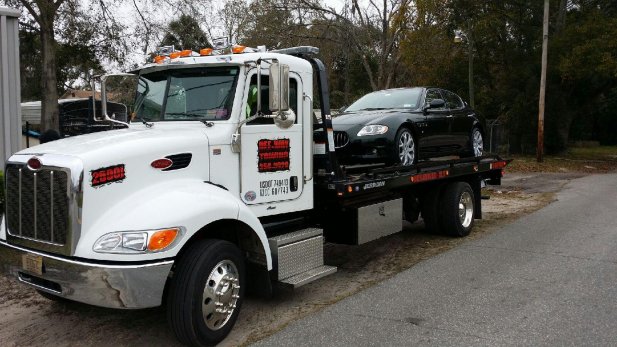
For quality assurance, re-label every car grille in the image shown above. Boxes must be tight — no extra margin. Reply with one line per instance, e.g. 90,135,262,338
5,164,70,245
334,131,349,148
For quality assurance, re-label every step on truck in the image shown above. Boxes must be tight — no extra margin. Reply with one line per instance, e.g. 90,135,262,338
0,45,509,346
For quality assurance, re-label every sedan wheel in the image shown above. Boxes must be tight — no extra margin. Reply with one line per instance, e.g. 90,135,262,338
397,129,416,166
472,128,484,157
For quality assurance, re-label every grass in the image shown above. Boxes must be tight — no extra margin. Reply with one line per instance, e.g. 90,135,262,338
506,146,617,173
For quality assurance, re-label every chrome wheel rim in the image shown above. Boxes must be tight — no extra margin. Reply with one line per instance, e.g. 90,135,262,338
473,129,483,157
458,191,474,228
202,260,240,330
398,131,415,166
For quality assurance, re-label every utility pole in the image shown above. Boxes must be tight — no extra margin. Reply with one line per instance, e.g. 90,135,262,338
467,26,474,109
537,0,549,162
454,28,474,108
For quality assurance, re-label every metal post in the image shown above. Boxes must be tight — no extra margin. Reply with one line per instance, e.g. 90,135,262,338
537,0,549,162
25,121,30,148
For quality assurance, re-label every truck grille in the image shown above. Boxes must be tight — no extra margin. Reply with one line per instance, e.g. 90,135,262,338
5,164,70,245
334,131,349,148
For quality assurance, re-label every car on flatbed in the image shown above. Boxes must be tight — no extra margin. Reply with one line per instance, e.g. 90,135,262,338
332,87,485,166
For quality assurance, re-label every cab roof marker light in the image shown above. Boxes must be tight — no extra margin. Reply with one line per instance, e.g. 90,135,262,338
200,48,213,56
232,45,247,54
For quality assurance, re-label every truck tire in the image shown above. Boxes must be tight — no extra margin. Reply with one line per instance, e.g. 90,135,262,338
167,239,245,346
420,186,442,233
439,182,475,237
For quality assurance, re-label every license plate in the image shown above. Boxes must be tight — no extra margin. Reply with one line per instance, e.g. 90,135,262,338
22,253,43,276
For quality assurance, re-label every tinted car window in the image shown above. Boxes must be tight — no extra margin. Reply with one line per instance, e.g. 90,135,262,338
425,89,447,110
443,90,464,110
345,88,423,112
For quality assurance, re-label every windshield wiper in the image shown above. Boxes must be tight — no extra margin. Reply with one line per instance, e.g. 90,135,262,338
166,112,206,118
136,115,154,128
165,112,215,127
359,107,388,111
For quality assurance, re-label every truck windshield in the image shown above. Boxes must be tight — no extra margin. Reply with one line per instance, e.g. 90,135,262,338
345,88,423,112
135,67,239,121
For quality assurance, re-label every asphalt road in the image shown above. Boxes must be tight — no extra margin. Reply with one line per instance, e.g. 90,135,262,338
255,173,617,346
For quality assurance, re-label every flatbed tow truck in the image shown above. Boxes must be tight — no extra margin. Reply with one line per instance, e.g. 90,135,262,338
0,45,509,346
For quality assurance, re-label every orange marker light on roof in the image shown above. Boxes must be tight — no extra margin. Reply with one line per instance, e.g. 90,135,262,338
200,48,213,56
169,51,181,59
232,45,247,54
180,50,192,57
154,55,165,64
148,228,179,251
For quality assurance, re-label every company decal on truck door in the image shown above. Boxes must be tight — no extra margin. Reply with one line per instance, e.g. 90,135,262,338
91,164,126,188
257,138,290,173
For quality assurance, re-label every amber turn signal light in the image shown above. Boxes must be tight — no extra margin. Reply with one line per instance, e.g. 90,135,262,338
200,48,213,56
148,228,179,251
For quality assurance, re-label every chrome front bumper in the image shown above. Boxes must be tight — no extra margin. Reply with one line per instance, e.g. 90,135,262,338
0,240,173,309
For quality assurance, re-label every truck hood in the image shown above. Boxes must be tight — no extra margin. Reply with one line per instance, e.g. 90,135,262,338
17,126,209,162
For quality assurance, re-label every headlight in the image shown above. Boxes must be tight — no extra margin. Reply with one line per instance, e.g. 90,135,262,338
93,228,181,254
357,125,389,136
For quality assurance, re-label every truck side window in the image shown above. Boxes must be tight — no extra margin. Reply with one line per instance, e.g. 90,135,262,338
247,74,298,125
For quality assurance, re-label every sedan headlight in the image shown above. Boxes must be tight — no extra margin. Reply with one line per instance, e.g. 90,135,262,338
93,228,181,254
357,125,389,136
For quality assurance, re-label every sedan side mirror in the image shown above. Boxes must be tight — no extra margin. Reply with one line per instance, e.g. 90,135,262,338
429,99,446,109
423,98,446,113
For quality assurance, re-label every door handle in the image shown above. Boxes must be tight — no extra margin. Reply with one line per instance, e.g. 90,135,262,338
446,115,453,118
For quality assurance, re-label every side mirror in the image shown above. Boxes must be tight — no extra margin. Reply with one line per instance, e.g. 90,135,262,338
429,98,446,109
269,63,293,128
94,73,136,126
424,98,446,113
269,63,290,113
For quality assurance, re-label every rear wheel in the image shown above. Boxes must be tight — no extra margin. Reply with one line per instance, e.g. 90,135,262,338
439,182,475,237
167,239,245,346
394,128,416,166
471,127,484,157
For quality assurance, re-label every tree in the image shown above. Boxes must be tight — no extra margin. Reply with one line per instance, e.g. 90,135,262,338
2,0,126,132
160,14,211,50
296,0,415,91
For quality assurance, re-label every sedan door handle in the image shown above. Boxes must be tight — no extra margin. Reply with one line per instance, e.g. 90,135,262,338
446,115,453,118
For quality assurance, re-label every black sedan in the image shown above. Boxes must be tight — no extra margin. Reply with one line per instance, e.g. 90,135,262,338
332,87,484,166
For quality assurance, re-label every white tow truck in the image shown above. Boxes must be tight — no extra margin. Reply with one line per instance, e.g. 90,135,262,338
0,45,509,346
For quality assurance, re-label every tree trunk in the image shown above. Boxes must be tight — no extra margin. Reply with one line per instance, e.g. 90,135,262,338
39,20,59,132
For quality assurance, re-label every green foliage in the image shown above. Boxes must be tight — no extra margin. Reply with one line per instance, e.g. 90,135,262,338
160,14,211,50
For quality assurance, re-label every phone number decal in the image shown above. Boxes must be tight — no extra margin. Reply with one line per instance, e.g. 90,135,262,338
91,164,126,187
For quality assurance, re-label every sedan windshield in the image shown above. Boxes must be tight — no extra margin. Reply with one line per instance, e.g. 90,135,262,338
135,67,239,121
345,88,423,112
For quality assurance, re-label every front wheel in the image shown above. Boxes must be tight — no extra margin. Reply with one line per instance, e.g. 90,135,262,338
393,128,416,166
167,239,245,346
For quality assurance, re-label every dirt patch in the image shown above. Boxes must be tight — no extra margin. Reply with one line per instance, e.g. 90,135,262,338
0,184,555,347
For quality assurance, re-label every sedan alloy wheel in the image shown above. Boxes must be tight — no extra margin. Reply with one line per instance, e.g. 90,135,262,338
472,128,484,157
398,129,415,166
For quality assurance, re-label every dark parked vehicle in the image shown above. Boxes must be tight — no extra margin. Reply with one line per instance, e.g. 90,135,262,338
332,87,484,166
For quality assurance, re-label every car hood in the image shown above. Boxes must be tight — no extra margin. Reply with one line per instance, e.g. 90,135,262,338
332,109,414,126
